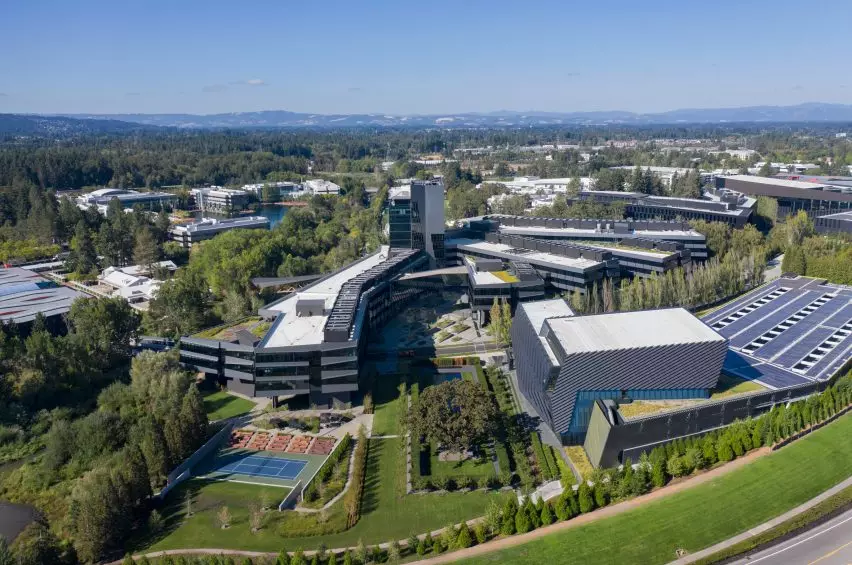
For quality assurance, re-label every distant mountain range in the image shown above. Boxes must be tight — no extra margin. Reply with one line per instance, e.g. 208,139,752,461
0,113,156,136
3,103,852,134
60,103,852,128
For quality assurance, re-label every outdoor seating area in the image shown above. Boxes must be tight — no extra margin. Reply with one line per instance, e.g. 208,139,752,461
227,429,336,455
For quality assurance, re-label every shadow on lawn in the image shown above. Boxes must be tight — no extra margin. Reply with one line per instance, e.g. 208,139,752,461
360,439,385,516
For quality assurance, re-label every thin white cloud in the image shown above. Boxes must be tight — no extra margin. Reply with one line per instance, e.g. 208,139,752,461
125,92,141,97
246,79,266,86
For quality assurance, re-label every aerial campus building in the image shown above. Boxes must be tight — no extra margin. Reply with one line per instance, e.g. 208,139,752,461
191,187,251,212
570,275,852,467
388,180,446,265
0,267,85,331
717,174,852,222
459,215,702,275
512,300,728,443
571,189,755,228
170,216,271,248
180,247,428,407
74,188,179,214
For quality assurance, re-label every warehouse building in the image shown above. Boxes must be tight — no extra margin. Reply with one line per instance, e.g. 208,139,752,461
512,300,728,443
179,247,428,407
717,175,852,221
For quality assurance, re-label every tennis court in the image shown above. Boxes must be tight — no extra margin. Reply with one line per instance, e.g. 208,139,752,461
217,454,307,480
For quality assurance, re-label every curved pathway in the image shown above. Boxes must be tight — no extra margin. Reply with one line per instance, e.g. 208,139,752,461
115,447,771,564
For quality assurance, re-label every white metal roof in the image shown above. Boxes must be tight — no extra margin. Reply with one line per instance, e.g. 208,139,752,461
545,307,725,355
447,239,602,271
724,174,829,190
261,247,390,348
519,299,574,334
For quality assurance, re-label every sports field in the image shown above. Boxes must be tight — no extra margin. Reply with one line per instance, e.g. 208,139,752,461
195,447,326,489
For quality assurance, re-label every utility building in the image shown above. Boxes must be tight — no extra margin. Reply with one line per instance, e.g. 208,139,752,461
512,301,727,443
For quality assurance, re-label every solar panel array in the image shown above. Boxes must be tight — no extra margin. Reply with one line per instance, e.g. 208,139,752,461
323,249,421,343
704,278,852,389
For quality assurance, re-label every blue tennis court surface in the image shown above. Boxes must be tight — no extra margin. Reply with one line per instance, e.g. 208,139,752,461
216,454,307,480
706,277,852,389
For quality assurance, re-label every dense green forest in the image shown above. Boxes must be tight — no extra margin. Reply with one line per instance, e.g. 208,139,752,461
1,125,850,190
145,186,387,337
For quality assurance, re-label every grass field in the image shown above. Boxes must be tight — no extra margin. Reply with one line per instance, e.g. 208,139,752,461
371,374,404,436
145,438,507,552
203,391,256,421
461,413,852,565
143,370,507,553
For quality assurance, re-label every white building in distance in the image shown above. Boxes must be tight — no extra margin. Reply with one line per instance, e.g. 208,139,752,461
304,179,341,195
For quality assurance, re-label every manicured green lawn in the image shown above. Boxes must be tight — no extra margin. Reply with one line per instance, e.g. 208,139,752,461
145,438,507,552
202,391,256,421
461,413,852,565
371,374,404,436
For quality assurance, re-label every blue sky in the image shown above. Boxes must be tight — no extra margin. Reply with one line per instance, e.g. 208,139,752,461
1,0,850,115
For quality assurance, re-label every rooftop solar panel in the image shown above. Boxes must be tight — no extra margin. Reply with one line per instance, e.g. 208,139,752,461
727,292,820,346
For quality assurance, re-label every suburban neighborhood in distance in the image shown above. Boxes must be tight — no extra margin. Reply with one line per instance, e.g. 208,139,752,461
1,2,852,564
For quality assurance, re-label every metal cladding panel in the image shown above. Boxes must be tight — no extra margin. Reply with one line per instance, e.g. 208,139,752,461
587,379,829,467
511,305,559,429
550,339,729,436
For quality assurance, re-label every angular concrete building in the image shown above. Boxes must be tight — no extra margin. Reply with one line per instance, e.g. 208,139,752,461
512,301,728,443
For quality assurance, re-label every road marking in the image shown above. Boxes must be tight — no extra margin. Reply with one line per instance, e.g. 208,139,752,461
807,539,852,565
744,513,852,564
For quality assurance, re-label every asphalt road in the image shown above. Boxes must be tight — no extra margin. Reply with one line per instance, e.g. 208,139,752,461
732,507,852,564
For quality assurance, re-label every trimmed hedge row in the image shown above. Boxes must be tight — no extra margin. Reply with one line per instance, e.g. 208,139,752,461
301,433,352,503
343,427,369,528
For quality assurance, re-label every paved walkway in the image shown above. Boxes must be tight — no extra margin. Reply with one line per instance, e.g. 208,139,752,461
122,447,771,564
409,448,771,564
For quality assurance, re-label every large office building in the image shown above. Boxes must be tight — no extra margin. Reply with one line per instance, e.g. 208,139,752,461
464,215,700,276
191,187,251,212
388,179,446,263
717,175,852,221
0,267,85,330
461,256,545,324
446,234,619,294
512,300,727,443
74,188,179,214
574,190,755,227
179,247,428,407
170,216,270,248
815,211,852,234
